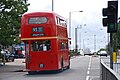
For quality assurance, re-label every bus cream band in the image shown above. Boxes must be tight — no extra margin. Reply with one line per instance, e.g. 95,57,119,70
21,36,68,40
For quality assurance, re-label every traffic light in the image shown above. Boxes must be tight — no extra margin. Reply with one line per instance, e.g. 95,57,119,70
102,1,118,33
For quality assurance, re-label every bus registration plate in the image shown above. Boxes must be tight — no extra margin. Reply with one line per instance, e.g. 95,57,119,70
39,64,44,68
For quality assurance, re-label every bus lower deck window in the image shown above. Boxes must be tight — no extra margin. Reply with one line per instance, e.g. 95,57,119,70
31,40,51,51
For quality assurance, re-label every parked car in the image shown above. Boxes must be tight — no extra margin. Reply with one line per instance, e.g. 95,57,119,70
14,49,25,58
1,50,15,62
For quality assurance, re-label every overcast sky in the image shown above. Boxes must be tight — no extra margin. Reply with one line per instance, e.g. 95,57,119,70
27,0,120,52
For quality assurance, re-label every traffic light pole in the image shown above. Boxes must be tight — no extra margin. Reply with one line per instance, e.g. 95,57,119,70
110,33,113,69
102,1,118,69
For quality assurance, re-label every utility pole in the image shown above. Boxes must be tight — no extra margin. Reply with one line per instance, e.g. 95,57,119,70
110,33,113,69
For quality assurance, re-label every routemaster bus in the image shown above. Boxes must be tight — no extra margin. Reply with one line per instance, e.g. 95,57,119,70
20,12,70,74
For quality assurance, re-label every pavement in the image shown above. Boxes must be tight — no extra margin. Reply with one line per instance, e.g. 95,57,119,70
0,59,25,73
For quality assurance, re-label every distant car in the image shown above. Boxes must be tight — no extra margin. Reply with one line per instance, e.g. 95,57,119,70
84,48,93,56
99,51,107,57
14,50,25,58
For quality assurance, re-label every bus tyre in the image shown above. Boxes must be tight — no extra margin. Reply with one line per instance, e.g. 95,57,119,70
66,61,70,69
60,60,64,71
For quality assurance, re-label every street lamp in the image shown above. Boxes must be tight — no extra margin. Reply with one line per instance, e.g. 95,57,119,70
69,11,83,38
52,0,54,11
75,25,82,53
82,31,87,51
75,24,86,54
94,34,96,55
75,27,78,53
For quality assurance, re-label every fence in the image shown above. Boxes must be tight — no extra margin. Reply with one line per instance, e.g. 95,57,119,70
113,62,120,75
100,59,120,80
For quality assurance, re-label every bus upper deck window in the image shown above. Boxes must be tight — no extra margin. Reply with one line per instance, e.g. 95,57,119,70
28,17,47,24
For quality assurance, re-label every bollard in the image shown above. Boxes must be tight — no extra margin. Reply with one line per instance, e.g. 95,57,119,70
113,52,117,63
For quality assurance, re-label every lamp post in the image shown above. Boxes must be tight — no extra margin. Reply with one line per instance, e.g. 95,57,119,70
94,34,96,55
75,27,78,53
69,11,83,38
75,25,83,53
52,0,54,11
83,39,85,51
82,31,87,51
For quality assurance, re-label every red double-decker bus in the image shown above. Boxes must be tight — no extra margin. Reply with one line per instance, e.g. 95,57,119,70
20,12,70,74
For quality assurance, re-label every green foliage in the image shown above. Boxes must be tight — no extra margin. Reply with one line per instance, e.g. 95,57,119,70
112,22,120,51
0,0,29,46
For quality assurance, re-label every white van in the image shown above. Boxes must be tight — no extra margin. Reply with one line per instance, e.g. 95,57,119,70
99,51,107,57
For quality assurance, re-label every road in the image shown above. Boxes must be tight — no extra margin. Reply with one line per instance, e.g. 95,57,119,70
0,56,100,80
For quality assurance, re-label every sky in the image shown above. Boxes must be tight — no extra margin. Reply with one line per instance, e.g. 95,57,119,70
27,0,120,52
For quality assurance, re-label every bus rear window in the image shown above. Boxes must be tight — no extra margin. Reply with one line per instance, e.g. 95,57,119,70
28,17,47,24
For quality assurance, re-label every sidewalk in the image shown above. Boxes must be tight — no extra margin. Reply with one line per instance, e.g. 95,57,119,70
0,59,25,73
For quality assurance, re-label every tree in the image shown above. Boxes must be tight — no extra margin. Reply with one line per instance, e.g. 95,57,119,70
0,0,29,47
112,19,120,51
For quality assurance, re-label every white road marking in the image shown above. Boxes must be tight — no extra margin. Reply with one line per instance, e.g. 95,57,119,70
87,70,90,75
86,57,92,80
86,76,90,80
88,67,90,70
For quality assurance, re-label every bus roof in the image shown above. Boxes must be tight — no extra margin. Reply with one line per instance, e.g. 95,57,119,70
23,11,66,20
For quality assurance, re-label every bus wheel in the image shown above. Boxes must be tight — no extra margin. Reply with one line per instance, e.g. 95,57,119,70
60,60,64,71
66,61,70,69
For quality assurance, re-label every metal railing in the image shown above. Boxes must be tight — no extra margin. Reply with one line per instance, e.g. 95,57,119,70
100,59,120,80
113,62,120,75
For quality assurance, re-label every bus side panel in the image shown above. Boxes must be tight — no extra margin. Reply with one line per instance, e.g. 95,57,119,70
58,39,69,68
57,25,69,68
